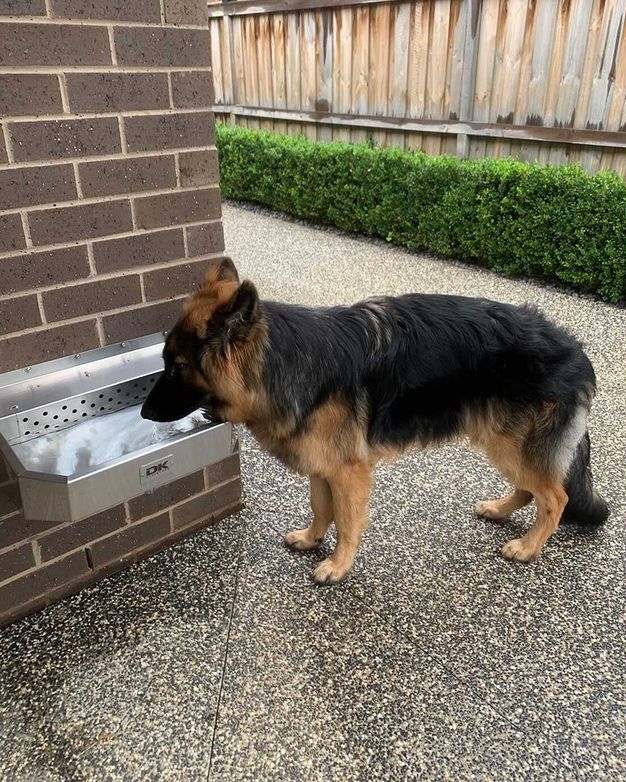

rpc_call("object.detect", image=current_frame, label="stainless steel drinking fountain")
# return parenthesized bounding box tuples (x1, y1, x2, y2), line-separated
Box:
(0, 334, 235, 522)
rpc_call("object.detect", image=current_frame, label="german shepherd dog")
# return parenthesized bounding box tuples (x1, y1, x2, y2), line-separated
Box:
(142, 258, 608, 584)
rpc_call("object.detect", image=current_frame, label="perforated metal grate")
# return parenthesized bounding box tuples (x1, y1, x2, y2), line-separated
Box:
(16, 373, 160, 443)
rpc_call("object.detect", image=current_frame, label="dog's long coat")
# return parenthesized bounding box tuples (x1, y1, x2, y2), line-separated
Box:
(142, 259, 608, 584)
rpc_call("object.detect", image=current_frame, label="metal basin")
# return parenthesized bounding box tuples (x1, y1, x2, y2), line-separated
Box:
(0, 334, 234, 522)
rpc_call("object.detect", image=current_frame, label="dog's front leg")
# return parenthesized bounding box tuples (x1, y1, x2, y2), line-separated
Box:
(312, 462, 371, 586)
(285, 475, 333, 550)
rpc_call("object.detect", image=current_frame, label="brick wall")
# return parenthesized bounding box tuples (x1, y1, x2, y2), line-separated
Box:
(0, 0, 224, 370)
(0, 1, 243, 625)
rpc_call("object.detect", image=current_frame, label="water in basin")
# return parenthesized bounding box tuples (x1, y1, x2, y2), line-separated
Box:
(13, 405, 209, 476)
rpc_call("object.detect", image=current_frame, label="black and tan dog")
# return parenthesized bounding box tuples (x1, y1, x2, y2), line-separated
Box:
(142, 258, 608, 584)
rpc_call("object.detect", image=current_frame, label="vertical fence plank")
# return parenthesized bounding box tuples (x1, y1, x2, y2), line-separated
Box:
(285, 12, 303, 136)
(351, 4, 371, 143)
(388, 2, 411, 150)
(554, 0, 594, 127)
(317, 9, 334, 141)
(471, 0, 500, 159)
(256, 15, 273, 130)
(406, 0, 431, 152)
(300, 10, 318, 140)
(210, 18, 224, 106)
(424, 0, 450, 155)
(332, 7, 353, 141)
(271, 13, 287, 135)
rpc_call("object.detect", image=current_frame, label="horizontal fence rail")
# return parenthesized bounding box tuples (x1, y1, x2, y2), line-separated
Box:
(209, 0, 626, 176)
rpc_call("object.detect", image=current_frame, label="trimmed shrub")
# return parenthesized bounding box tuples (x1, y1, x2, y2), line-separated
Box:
(217, 125, 626, 303)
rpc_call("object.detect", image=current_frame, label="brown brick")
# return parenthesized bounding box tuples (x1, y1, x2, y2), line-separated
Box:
(102, 297, 185, 343)
(66, 72, 170, 114)
(186, 221, 224, 257)
(179, 149, 219, 187)
(43, 275, 141, 321)
(125, 111, 215, 153)
(10, 117, 121, 163)
(172, 478, 242, 530)
(164, 0, 208, 26)
(144, 258, 213, 300)
(38, 505, 126, 562)
(0, 543, 36, 584)
(0, 164, 76, 211)
(135, 187, 221, 231)
(115, 26, 210, 68)
(128, 471, 205, 521)
(79, 155, 176, 199)
(29, 200, 132, 246)
(0, 320, 99, 373)
(0, 295, 42, 336)
(50, 0, 161, 22)
(1, 0, 46, 14)
(0, 246, 90, 296)
(0, 550, 89, 616)
(87, 512, 170, 569)
(0, 23, 111, 67)
(171, 71, 214, 108)
(93, 228, 185, 274)
(205, 453, 241, 489)
(0, 512, 62, 552)
(0, 214, 26, 254)
(0, 483, 21, 520)
(0, 74, 63, 118)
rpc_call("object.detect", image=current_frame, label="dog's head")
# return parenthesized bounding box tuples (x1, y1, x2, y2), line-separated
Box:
(141, 257, 263, 424)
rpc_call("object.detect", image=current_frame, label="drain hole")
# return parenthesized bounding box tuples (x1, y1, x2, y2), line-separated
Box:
(90, 403, 96, 408)
(53, 415, 59, 420)
(82, 413, 87, 417)
(44, 425, 49, 429)
(71, 409, 77, 414)
(33, 421, 39, 426)
(42, 411, 48, 417)
(63, 418, 69, 423)
(98, 394, 104, 399)
(62, 405, 67, 410)
(24, 430, 30, 435)
(22, 417, 28, 422)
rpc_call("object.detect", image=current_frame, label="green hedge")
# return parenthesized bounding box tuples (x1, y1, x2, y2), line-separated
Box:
(216, 124, 626, 303)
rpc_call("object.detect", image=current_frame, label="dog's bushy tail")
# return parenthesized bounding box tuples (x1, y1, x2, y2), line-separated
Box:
(561, 431, 609, 526)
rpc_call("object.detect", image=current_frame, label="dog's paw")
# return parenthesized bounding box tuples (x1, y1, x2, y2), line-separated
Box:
(475, 500, 509, 520)
(312, 558, 350, 586)
(284, 528, 320, 551)
(501, 537, 538, 563)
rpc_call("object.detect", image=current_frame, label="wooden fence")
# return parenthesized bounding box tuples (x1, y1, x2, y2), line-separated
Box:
(208, 0, 626, 176)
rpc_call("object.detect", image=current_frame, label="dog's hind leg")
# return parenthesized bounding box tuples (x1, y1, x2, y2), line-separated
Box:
(475, 489, 533, 520)
(312, 462, 371, 585)
(479, 426, 568, 562)
(285, 475, 333, 551)
(502, 479, 568, 562)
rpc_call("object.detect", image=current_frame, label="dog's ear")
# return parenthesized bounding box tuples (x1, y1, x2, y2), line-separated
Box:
(217, 257, 240, 283)
(221, 280, 259, 341)
(205, 256, 240, 286)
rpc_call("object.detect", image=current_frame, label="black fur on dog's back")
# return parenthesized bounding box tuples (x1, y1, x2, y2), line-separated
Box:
(260, 293, 606, 525)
